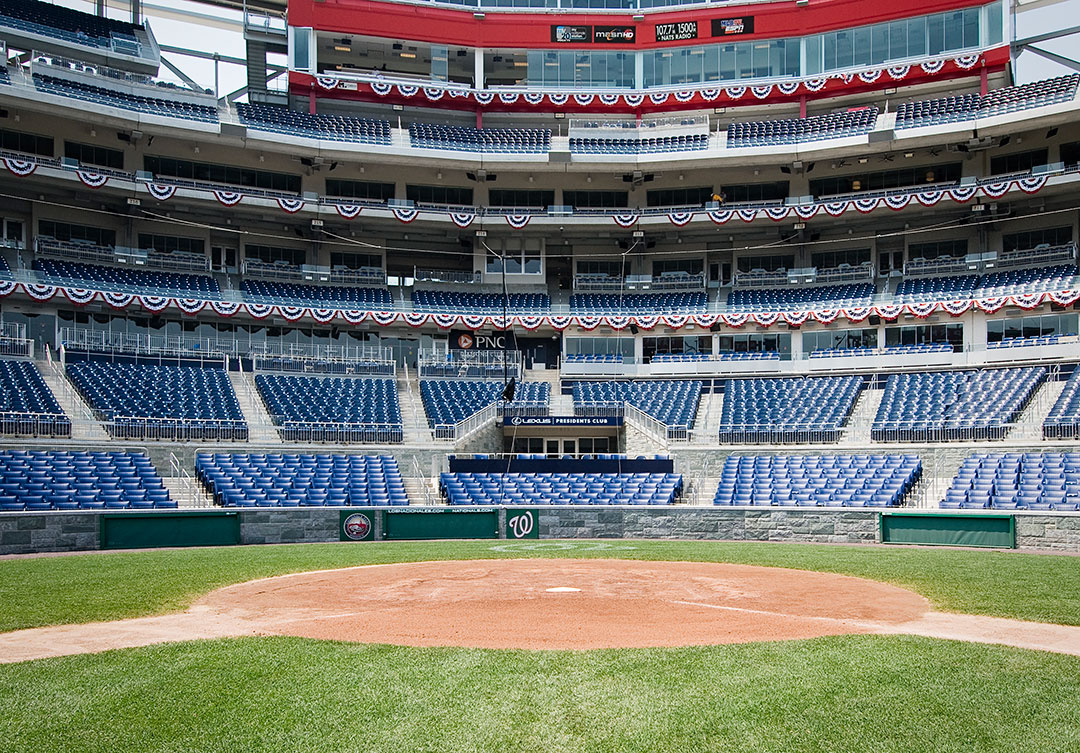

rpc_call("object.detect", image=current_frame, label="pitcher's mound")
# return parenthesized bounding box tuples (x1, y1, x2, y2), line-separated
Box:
(199, 559, 931, 650)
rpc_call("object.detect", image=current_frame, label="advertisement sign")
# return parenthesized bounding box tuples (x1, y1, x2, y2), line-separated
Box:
(655, 20, 698, 43)
(593, 25, 636, 44)
(712, 16, 755, 36)
(551, 25, 590, 43)
(450, 329, 517, 351)
(504, 416, 623, 427)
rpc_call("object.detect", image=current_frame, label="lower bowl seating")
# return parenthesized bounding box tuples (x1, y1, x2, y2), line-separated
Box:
(440, 471, 683, 506)
(0, 450, 174, 511)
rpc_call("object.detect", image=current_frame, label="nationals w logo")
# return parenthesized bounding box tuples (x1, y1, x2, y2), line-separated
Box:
(507, 511, 535, 539)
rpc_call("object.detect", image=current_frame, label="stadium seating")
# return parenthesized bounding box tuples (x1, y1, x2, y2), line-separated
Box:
(0, 359, 70, 437)
(713, 454, 921, 507)
(237, 103, 391, 145)
(717, 375, 863, 443)
(941, 452, 1080, 510)
(440, 471, 682, 505)
(896, 75, 1080, 128)
(33, 74, 218, 122)
(572, 380, 701, 430)
(67, 361, 247, 440)
(421, 379, 549, 427)
(564, 354, 623, 364)
(0, 449, 174, 511)
(727, 283, 874, 311)
(409, 123, 550, 153)
(412, 290, 550, 313)
(570, 292, 708, 314)
(34, 258, 221, 297)
(1044, 369, 1080, 439)
(569, 134, 709, 154)
(651, 352, 780, 363)
(726, 107, 879, 148)
(989, 335, 1063, 349)
(196, 452, 408, 507)
(872, 367, 1045, 441)
(254, 374, 403, 442)
(241, 280, 393, 309)
(895, 265, 1078, 302)
(0, 0, 141, 50)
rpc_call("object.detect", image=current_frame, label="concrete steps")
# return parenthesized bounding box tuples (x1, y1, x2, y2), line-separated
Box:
(1010, 378, 1065, 441)
(525, 367, 572, 414)
(397, 375, 432, 444)
(160, 474, 214, 509)
(403, 474, 441, 506)
(37, 359, 110, 440)
(228, 372, 282, 444)
(841, 386, 884, 446)
(692, 391, 723, 444)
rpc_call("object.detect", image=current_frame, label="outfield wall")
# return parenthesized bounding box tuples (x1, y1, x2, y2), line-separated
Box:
(2, 507, 1080, 555)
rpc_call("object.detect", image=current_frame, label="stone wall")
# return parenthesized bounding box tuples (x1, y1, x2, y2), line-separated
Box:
(0, 512, 99, 553)
(538, 507, 879, 544)
(1015, 515, 1080, 552)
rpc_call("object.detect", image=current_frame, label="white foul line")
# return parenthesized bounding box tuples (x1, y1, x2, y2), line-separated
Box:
(671, 600, 884, 630)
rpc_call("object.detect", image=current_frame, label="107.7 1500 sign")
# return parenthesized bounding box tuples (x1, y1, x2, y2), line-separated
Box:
(654, 21, 698, 42)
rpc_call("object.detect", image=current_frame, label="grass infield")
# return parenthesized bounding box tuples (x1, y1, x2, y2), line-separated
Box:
(1, 539, 1080, 632)
(1, 635, 1079, 753)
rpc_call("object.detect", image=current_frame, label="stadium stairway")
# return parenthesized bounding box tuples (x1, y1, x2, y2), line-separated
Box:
(1011, 377, 1068, 441)
(37, 358, 108, 440)
(396, 372, 432, 443)
(840, 385, 884, 446)
(228, 371, 282, 444)
(526, 368, 572, 414)
(691, 391, 724, 445)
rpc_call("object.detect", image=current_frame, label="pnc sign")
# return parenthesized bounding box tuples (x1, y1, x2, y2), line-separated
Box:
(450, 329, 517, 350)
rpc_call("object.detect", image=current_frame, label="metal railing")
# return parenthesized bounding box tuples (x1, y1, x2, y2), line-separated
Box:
(433, 402, 497, 442)
(269, 421, 405, 444)
(59, 328, 239, 360)
(168, 450, 209, 508)
(624, 403, 675, 445)
(0, 411, 72, 437)
(414, 268, 482, 284)
(418, 349, 523, 381)
(102, 416, 249, 441)
(253, 354, 396, 377)
(497, 400, 550, 418)
(0, 320, 32, 357)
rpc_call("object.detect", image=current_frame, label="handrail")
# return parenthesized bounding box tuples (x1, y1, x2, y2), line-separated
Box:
(624, 403, 673, 447)
(434, 402, 497, 443)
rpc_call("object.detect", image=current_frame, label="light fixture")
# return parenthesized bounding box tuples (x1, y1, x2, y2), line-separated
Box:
(925, 170, 935, 182)
(858, 157, 868, 164)
(851, 179, 862, 190)
(473, 11, 485, 18)
(903, 152, 914, 158)
(633, 13, 644, 19)
(400, 52, 416, 59)
(513, 61, 528, 68)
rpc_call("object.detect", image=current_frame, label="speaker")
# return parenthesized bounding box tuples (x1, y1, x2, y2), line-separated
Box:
(869, 315, 880, 326)
(502, 377, 516, 403)
(630, 324, 639, 335)
(710, 322, 723, 332)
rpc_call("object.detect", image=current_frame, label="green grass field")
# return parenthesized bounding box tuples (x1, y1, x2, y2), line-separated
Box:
(3, 540, 1080, 752)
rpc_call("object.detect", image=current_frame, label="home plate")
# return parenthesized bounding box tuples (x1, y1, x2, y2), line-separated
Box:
(546, 587, 581, 593)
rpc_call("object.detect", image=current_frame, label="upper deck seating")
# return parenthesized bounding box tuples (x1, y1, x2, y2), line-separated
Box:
(237, 103, 391, 145)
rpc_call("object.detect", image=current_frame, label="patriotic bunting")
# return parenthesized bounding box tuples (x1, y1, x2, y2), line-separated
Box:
(146, 183, 176, 201)
(213, 190, 243, 207)
(612, 213, 639, 228)
(668, 211, 694, 227)
(392, 207, 419, 223)
(76, 170, 108, 188)
(505, 214, 530, 229)
(3, 157, 36, 176)
(276, 197, 305, 214)
(334, 204, 363, 220)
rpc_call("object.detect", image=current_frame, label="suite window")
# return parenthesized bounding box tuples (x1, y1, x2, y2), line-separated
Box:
(406, 185, 473, 206)
(653, 258, 703, 276)
(737, 254, 795, 273)
(325, 180, 395, 201)
(563, 191, 628, 209)
(38, 221, 115, 247)
(885, 323, 963, 350)
(486, 238, 541, 275)
(802, 328, 878, 353)
(565, 336, 634, 358)
(0, 129, 53, 157)
(65, 141, 124, 170)
(716, 332, 791, 358)
(811, 248, 870, 269)
(144, 157, 300, 193)
(990, 149, 1049, 176)
(137, 234, 205, 255)
(488, 189, 554, 209)
(646, 187, 712, 208)
(245, 245, 306, 267)
(909, 239, 968, 261)
(1002, 227, 1072, 252)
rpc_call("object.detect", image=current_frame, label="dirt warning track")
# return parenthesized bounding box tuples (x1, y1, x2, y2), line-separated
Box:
(2, 559, 1079, 662)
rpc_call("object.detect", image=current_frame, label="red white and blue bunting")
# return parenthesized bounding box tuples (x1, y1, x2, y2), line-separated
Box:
(612, 213, 639, 228)
(276, 197, 306, 214)
(505, 214, 531, 229)
(303, 51, 999, 112)
(3, 157, 37, 177)
(3, 280, 1077, 331)
(213, 190, 243, 207)
(449, 212, 476, 228)
(334, 204, 363, 220)
(392, 207, 419, 223)
(76, 170, 108, 189)
(667, 211, 694, 227)
(145, 183, 177, 201)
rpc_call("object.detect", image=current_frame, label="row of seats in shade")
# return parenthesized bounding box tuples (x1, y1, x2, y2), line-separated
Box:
(718, 375, 863, 443)
(254, 374, 403, 442)
(569, 135, 708, 154)
(942, 453, 1080, 510)
(713, 454, 921, 508)
(420, 379, 550, 427)
(0, 0, 140, 49)
(570, 292, 708, 314)
(196, 453, 407, 507)
(409, 123, 551, 154)
(1045, 369, 1080, 439)
(808, 344, 953, 358)
(440, 472, 683, 506)
(0, 359, 70, 436)
(651, 352, 780, 363)
(0, 450, 173, 511)
(33, 74, 218, 123)
(67, 361, 248, 440)
(241, 280, 393, 309)
(896, 74, 1080, 128)
(872, 367, 1044, 441)
(237, 103, 390, 145)
(571, 380, 701, 429)
(727, 284, 874, 311)
(34, 258, 221, 297)
(726, 107, 879, 148)
(894, 265, 1078, 302)
(412, 290, 551, 313)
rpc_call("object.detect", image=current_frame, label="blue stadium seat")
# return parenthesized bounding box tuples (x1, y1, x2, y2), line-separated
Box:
(717, 376, 863, 443)
(255, 374, 403, 443)
(941, 452, 1080, 511)
(440, 471, 682, 506)
(0, 449, 173, 511)
(0, 359, 70, 437)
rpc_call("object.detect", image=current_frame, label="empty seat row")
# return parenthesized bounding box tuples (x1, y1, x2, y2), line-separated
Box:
(441, 471, 682, 506)
(409, 122, 551, 154)
(241, 280, 393, 309)
(569, 134, 708, 154)
(714, 454, 921, 507)
(412, 290, 550, 313)
(941, 452, 1080, 510)
(570, 292, 708, 314)
(572, 380, 701, 432)
(255, 374, 403, 443)
(727, 283, 874, 311)
(896, 75, 1080, 128)
(0, 358, 70, 437)
(718, 375, 863, 443)
(895, 265, 1077, 302)
(421, 379, 550, 429)
(196, 452, 408, 507)
(727, 107, 879, 148)
(1045, 369, 1080, 439)
(237, 103, 391, 145)
(0, 450, 173, 511)
(34, 257, 220, 297)
(34, 74, 217, 122)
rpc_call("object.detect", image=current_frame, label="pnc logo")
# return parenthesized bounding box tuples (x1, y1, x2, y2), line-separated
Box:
(343, 513, 372, 540)
(457, 333, 474, 349)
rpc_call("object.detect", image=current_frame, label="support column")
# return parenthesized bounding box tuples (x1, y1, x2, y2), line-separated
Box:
(476, 109, 483, 129)
(474, 49, 484, 89)
(799, 94, 807, 118)
(309, 88, 316, 114)
(980, 65, 989, 96)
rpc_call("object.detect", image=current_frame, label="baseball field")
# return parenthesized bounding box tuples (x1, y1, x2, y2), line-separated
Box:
(2, 539, 1079, 752)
